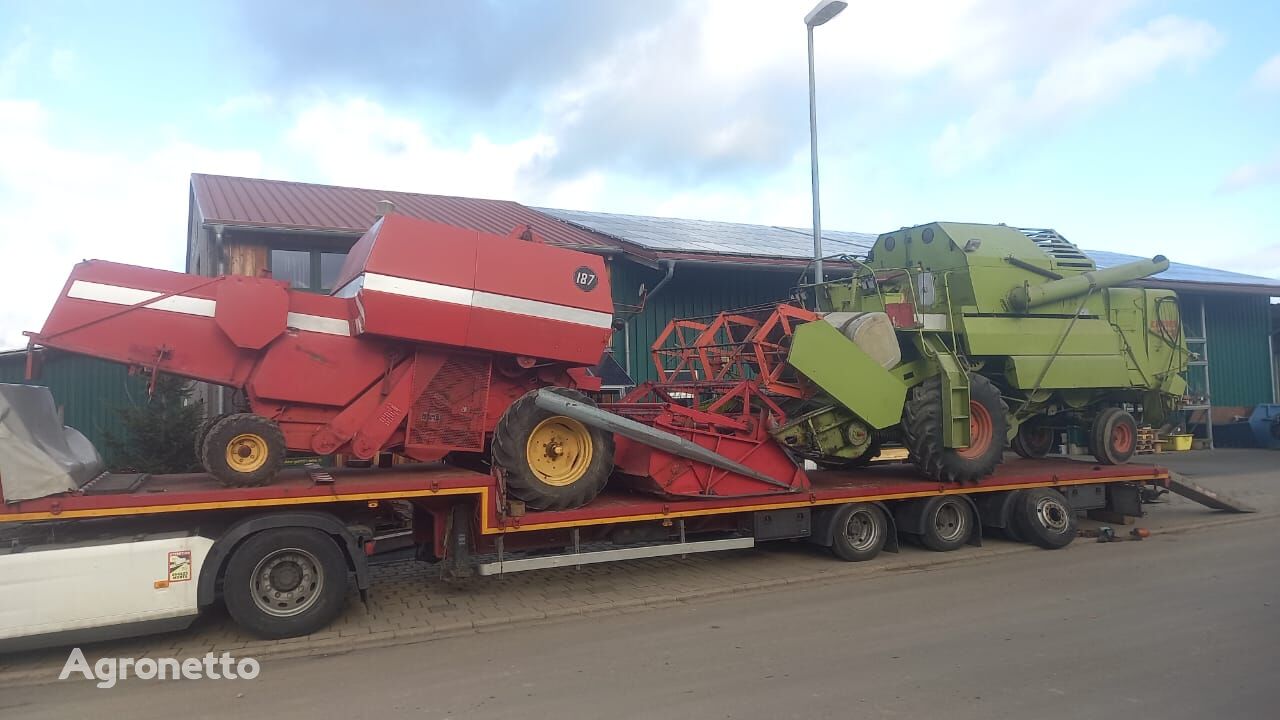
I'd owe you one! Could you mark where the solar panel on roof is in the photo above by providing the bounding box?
[539,208,1279,290]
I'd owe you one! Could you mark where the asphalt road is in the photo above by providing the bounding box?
[4,515,1277,720]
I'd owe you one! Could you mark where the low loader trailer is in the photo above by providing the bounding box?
[1,213,1190,650]
[0,450,1168,650]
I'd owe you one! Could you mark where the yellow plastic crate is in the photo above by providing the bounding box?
[1163,434,1194,451]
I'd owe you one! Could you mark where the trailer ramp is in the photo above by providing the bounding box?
[1166,473,1256,513]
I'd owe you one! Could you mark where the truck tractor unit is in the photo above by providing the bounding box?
[642,223,1189,484]
[29,213,617,510]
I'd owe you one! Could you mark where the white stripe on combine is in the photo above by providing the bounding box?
[67,280,352,337]
[68,280,215,317]
[361,272,612,329]
[285,312,351,336]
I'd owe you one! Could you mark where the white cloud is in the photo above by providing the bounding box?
[1253,53,1280,93]
[0,30,33,90]
[931,15,1221,173]
[48,48,75,81]
[284,97,557,200]
[0,99,264,350]
[1219,152,1280,193]
[532,0,1166,181]
[215,92,274,117]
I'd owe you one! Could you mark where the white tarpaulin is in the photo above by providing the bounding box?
[0,384,104,503]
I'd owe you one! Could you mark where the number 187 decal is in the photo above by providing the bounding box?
[573,266,599,292]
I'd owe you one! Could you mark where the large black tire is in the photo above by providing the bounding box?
[999,490,1028,542]
[903,374,1008,483]
[201,413,287,487]
[1015,488,1077,549]
[829,503,888,562]
[1090,407,1137,465]
[1011,418,1055,459]
[917,495,973,552]
[491,388,615,511]
[222,527,350,639]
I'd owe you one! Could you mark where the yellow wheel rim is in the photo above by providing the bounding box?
[525,416,593,487]
[226,433,269,473]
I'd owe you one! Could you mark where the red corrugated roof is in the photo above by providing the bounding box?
[190,174,617,249]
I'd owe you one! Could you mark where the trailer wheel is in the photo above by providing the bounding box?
[829,503,888,562]
[903,374,1008,483]
[918,495,973,552]
[491,388,615,511]
[222,527,350,639]
[202,413,287,487]
[1090,407,1137,465]
[1011,419,1055,459]
[1015,488,1077,549]
[999,490,1027,542]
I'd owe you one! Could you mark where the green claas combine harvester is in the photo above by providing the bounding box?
[646,222,1189,483]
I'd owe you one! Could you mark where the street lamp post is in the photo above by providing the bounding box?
[805,0,847,286]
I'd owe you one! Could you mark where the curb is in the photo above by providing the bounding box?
[2,510,1273,689]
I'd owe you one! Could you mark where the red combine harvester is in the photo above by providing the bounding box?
[29,214,617,509]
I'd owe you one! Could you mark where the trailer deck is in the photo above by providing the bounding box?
[0,457,1170,531]
[0,456,1172,649]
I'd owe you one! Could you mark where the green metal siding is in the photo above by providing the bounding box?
[609,259,797,384]
[0,353,149,461]
[1184,293,1274,407]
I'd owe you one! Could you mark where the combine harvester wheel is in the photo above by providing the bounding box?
[201,413,287,487]
[1011,420,1055,459]
[492,388,615,511]
[903,374,1008,483]
[1090,407,1137,465]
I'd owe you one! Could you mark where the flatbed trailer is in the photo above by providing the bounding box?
[0,457,1168,651]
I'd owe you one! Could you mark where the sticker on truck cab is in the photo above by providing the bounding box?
[167,550,192,582]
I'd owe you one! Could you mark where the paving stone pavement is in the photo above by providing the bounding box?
[1,459,1272,687]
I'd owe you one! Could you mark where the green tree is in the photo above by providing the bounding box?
[104,375,203,474]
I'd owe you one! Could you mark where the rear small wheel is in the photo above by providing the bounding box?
[1090,408,1137,465]
[222,527,350,639]
[830,503,888,562]
[918,495,973,552]
[1011,420,1055,459]
[194,414,228,461]
[202,413,287,487]
[1016,488,1077,549]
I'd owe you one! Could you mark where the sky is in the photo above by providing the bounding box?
[0,0,1278,350]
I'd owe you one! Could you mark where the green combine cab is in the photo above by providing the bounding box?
[780,222,1189,482]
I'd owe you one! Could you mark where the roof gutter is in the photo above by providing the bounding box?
[200,221,622,256]
[658,256,854,275]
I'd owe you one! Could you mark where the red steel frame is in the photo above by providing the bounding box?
[0,459,1171,561]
